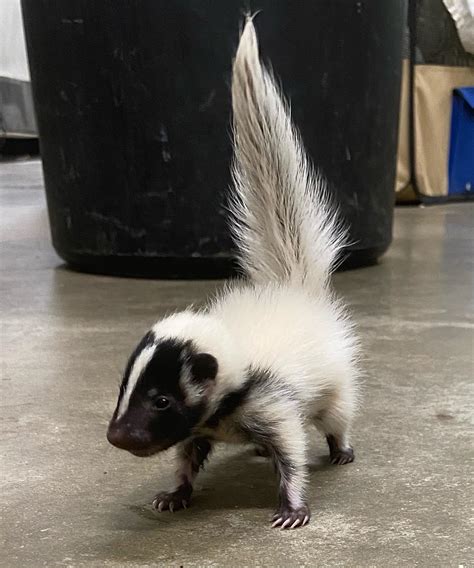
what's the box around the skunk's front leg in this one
[245,411,310,529]
[152,437,212,512]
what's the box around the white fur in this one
[123,20,360,500]
[152,311,246,405]
[117,344,156,419]
[141,19,358,436]
[229,19,346,290]
[178,359,205,406]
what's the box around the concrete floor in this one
[1,159,473,567]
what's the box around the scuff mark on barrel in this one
[87,211,146,238]
[157,125,168,143]
[199,90,216,112]
[157,125,172,163]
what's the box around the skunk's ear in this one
[191,353,218,382]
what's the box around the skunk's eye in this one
[154,396,170,410]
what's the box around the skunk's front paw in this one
[152,484,192,512]
[271,504,311,529]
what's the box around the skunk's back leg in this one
[312,387,356,465]
[326,433,354,465]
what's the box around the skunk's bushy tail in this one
[229,18,346,290]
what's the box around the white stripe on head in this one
[117,345,156,419]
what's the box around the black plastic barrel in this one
[22,1,405,277]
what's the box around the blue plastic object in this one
[448,87,474,196]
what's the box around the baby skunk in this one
[107,18,360,530]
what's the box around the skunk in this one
[107,17,360,530]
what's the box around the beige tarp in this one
[396,62,474,200]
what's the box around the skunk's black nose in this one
[107,423,151,452]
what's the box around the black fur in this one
[152,437,213,512]
[180,437,213,477]
[191,353,218,383]
[204,380,253,429]
[204,366,295,430]
[203,366,277,429]
[138,339,188,398]
[326,434,355,465]
[109,338,208,453]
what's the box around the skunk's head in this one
[107,329,218,457]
